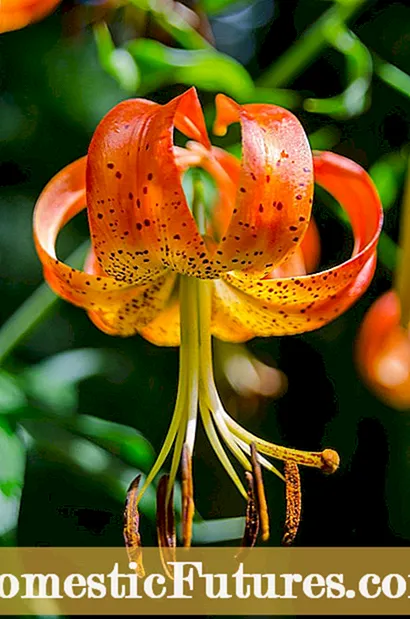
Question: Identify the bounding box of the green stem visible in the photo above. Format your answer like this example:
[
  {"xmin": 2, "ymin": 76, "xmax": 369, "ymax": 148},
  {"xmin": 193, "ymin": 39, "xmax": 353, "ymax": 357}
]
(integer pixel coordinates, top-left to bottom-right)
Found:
[
  {"xmin": 0, "ymin": 242, "xmax": 89, "ymax": 366},
  {"xmin": 395, "ymin": 159, "xmax": 410, "ymax": 328},
  {"xmin": 373, "ymin": 52, "xmax": 410, "ymax": 99},
  {"xmin": 257, "ymin": 0, "xmax": 369, "ymax": 88},
  {"xmin": 129, "ymin": 0, "xmax": 210, "ymax": 50}
]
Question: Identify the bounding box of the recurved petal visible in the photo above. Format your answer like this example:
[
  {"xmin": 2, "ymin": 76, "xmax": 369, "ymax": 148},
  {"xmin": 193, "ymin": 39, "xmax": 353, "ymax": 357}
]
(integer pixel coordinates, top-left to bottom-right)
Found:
[
  {"xmin": 212, "ymin": 95, "xmax": 313, "ymax": 276},
  {"xmin": 34, "ymin": 157, "xmax": 130, "ymax": 302},
  {"xmin": 217, "ymin": 151, "xmax": 382, "ymax": 336},
  {"xmin": 87, "ymin": 88, "xmax": 221, "ymax": 281},
  {"xmin": 356, "ymin": 290, "xmax": 410, "ymax": 409},
  {"xmin": 85, "ymin": 249, "xmax": 177, "ymax": 337},
  {"xmin": 139, "ymin": 300, "xmax": 181, "ymax": 346},
  {"xmin": 33, "ymin": 157, "xmax": 175, "ymax": 336},
  {"xmin": 211, "ymin": 280, "xmax": 254, "ymax": 343}
]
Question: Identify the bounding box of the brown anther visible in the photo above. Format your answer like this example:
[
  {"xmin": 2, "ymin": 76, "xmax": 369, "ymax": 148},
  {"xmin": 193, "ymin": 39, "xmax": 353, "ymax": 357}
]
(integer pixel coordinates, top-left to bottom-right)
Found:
[
  {"xmin": 250, "ymin": 443, "xmax": 270, "ymax": 541},
  {"xmin": 282, "ymin": 461, "xmax": 301, "ymax": 546},
  {"xmin": 123, "ymin": 474, "xmax": 145, "ymax": 577},
  {"xmin": 237, "ymin": 471, "xmax": 260, "ymax": 556},
  {"xmin": 156, "ymin": 475, "xmax": 176, "ymax": 579},
  {"xmin": 320, "ymin": 449, "xmax": 340, "ymax": 474},
  {"xmin": 181, "ymin": 444, "xmax": 195, "ymax": 548}
]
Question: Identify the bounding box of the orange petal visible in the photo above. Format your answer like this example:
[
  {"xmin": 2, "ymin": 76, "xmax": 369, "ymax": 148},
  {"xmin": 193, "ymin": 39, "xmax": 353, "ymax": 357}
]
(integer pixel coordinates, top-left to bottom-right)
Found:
[
  {"xmin": 33, "ymin": 157, "xmax": 176, "ymax": 336},
  {"xmin": 211, "ymin": 280, "xmax": 254, "ymax": 343},
  {"xmin": 356, "ymin": 290, "xmax": 410, "ymax": 409},
  {"xmin": 215, "ymin": 151, "xmax": 382, "ymax": 336},
  {"xmin": 300, "ymin": 217, "xmax": 321, "ymax": 274},
  {"xmin": 212, "ymin": 95, "xmax": 314, "ymax": 276},
  {"xmin": 85, "ymin": 249, "xmax": 177, "ymax": 337},
  {"xmin": 0, "ymin": 0, "xmax": 60, "ymax": 33},
  {"xmin": 87, "ymin": 88, "xmax": 222, "ymax": 281},
  {"xmin": 139, "ymin": 300, "xmax": 180, "ymax": 346}
]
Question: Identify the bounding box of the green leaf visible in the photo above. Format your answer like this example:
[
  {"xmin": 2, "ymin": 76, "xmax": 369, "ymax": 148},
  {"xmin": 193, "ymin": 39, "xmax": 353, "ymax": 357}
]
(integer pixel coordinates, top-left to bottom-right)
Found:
[
  {"xmin": 23, "ymin": 348, "xmax": 131, "ymax": 413},
  {"xmin": 22, "ymin": 420, "xmax": 158, "ymax": 519},
  {"xmin": 127, "ymin": 38, "xmax": 254, "ymax": 100},
  {"xmin": 0, "ymin": 418, "xmax": 26, "ymax": 538},
  {"xmin": 304, "ymin": 26, "xmax": 372, "ymax": 118},
  {"xmin": 370, "ymin": 152, "xmax": 407, "ymax": 211},
  {"xmin": 129, "ymin": 0, "xmax": 211, "ymax": 50},
  {"xmin": 201, "ymin": 0, "xmax": 252, "ymax": 16},
  {"xmin": 0, "ymin": 371, "xmax": 26, "ymax": 415},
  {"xmin": 73, "ymin": 415, "xmax": 156, "ymax": 472},
  {"xmin": 190, "ymin": 516, "xmax": 245, "ymax": 543},
  {"xmin": 94, "ymin": 23, "xmax": 140, "ymax": 93}
]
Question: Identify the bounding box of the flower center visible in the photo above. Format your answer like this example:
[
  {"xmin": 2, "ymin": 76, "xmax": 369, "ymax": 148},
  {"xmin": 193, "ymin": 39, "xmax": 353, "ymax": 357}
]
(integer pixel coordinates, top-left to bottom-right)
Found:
[{"xmin": 133, "ymin": 177, "xmax": 340, "ymax": 551}]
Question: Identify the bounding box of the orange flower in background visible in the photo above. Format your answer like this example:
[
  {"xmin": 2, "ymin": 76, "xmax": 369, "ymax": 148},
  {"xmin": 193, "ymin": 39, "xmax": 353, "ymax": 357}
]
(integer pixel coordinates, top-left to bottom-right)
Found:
[
  {"xmin": 34, "ymin": 88, "xmax": 382, "ymax": 559},
  {"xmin": 0, "ymin": 0, "xmax": 61, "ymax": 33},
  {"xmin": 356, "ymin": 290, "xmax": 410, "ymax": 409}
]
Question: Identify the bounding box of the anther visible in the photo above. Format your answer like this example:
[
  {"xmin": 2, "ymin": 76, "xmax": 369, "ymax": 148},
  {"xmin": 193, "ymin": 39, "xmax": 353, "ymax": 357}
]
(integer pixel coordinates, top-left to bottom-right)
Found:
[
  {"xmin": 237, "ymin": 471, "xmax": 260, "ymax": 555},
  {"xmin": 320, "ymin": 449, "xmax": 340, "ymax": 474},
  {"xmin": 282, "ymin": 461, "xmax": 301, "ymax": 546},
  {"xmin": 123, "ymin": 475, "xmax": 145, "ymax": 577}
]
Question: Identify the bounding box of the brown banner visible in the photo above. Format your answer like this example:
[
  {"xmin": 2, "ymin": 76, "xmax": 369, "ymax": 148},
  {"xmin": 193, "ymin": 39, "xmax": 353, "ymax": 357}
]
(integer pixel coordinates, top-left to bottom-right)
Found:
[{"xmin": 1, "ymin": 548, "xmax": 410, "ymax": 614}]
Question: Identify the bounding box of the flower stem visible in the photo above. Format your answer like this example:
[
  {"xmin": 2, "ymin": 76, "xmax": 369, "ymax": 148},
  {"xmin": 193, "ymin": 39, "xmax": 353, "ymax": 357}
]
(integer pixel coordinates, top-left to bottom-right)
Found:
[
  {"xmin": 257, "ymin": 0, "xmax": 368, "ymax": 89},
  {"xmin": 0, "ymin": 242, "xmax": 89, "ymax": 366},
  {"xmin": 395, "ymin": 158, "xmax": 410, "ymax": 328}
]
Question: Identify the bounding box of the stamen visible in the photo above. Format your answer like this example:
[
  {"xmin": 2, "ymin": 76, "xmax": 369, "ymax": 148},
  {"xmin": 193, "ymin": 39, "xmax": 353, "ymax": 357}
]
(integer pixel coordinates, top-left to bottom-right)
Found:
[
  {"xmin": 222, "ymin": 409, "xmax": 340, "ymax": 473},
  {"xmin": 123, "ymin": 475, "xmax": 145, "ymax": 577},
  {"xmin": 238, "ymin": 471, "xmax": 260, "ymax": 552},
  {"xmin": 250, "ymin": 443, "xmax": 270, "ymax": 542},
  {"xmin": 282, "ymin": 461, "xmax": 302, "ymax": 546},
  {"xmin": 181, "ymin": 444, "xmax": 195, "ymax": 548},
  {"xmin": 156, "ymin": 475, "xmax": 176, "ymax": 578},
  {"xmin": 200, "ymin": 398, "xmax": 248, "ymax": 499}
]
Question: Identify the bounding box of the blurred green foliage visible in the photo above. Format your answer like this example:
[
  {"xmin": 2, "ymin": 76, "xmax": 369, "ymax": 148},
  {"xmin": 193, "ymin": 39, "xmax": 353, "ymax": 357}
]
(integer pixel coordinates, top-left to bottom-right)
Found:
[{"xmin": 1, "ymin": 0, "xmax": 410, "ymax": 573}]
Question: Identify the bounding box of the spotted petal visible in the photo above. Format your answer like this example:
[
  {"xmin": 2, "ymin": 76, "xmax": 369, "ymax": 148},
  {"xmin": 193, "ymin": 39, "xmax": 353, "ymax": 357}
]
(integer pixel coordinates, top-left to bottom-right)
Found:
[
  {"xmin": 33, "ymin": 157, "xmax": 176, "ymax": 337},
  {"xmin": 214, "ymin": 151, "xmax": 382, "ymax": 338},
  {"xmin": 212, "ymin": 95, "xmax": 314, "ymax": 275},
  {"xmin": 87, "ymin": 88, "xmax": 223, "ymax": 281}
]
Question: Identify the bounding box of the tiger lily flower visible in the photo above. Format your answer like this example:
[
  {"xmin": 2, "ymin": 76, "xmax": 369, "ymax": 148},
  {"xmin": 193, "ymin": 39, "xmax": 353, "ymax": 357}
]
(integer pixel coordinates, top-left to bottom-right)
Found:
[
  {"xmin": 34, "ymin": 88, "xmax": 382, "ymax": 558},
  {"xmin": 356, "ymin": 290, "xmax": 410, "ymax": 410},
  {"xmin": 0, "ymin": 0, "xmax": 61, "ymax": 33}
]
